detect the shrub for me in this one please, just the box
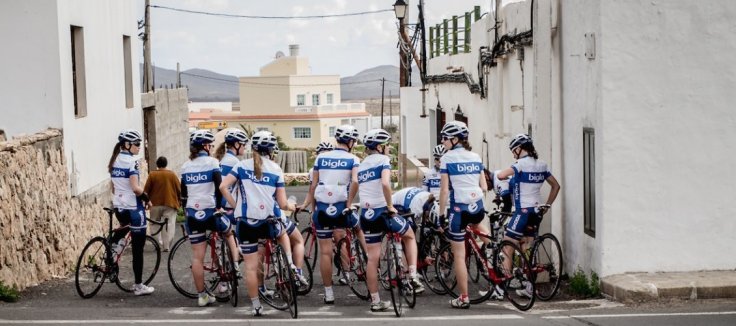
[0,281,19,302]
[568,266,601,298]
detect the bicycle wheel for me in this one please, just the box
[386,243,403,317]
[378,237,391,291]
[75,237,110,298]
[277,247,298,319]
[301,227,318,271]
[495,240,535,311]
[531,234,563,301]
[261,247,288,310]
[336,238,370,300]
[395,245,416,309]
[420,234,447,295]
[168,236,218,298]
[434,243,457,296]
[116,235,161,292]
[222,239,238,307]
[296,254,313,295]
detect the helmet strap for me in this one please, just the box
[450,138,460,148]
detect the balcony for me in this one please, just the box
[293,103,365,114]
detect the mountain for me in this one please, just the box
[144,64,420,102]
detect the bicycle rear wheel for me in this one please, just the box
[221,239,238,307]
[420,233,447,295]
[301,227,318,271]
[438,242,492,304]
[168,236,218,298]
[116,235,161,292]
[434,243,457,296]
[386,243,403,317]
[378,237,391,291]
[278,247,298,319]
[496,240,536,311]
[296,254,314,295]
[336,237,370,300]
[395,246,416,309]
[531,234,563,301]
[261,247,288,310]
[75,237,110,298]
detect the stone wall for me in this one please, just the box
[0,130,112,290]
[141,88,189,174]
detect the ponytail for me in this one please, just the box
[107,143,122,173]
[253,151,264,180]
[520,142,538,159]
[461,139,473,151]
[214,142,227,161]
[189,145,202,160]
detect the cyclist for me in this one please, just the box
[299,125,362,304]
[181,130,237,307]
[487,168,512,213]
[391,186,436,290]
[219,131,297,317]
[497,133,560,298]
[107,129,155,296]
[358,129,423,311]
[213,128,249,293]
[423,144,446,198]
[436,121,488,309]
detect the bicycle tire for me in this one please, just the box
[395,244,416,309]
[296,254,314,296]
[437,242,492,304]
[223,239,238,307]
[378,237,391,291]
[420,233,447,295]
[336,238,370,300]
[531,233,563,301]
[300,227,318,271]
[260,246,288,310]
[434,243,458,296]
[116,235,161,292]
[386,242,403,317]
[278,247,299,319]
[75,237,110,298]
[495,240,536,311]
[168,236,218,298]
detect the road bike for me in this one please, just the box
[381,213,417,317]
[259,216,298,318]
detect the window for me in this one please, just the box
[312,94,320,106]
[123,35,133,108]
[583,128,595,237]
[326,93,334,104]
[293,127,312,139]
[71,25,87,118]
[256,127,269,132]
[296,94,305,106]
[328,126,336,136]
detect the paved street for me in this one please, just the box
[1,187,736,325]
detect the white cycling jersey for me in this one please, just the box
[181,153,221,210]
[357,153,391,209]
[422,167,441,198]
[111,152,141,210]
[392,187,431,217]
[492,169,510,197]
[440,146,484,205]
[510,156,551,209]
[229,155,285,220]
[220,151,240,209]
[313,148,360,204]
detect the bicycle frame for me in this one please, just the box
[463,226,508,286]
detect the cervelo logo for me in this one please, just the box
[111,169,126,177]
[456,163,481,173]
[358,170,376,182]
[320,159,349,169]
[527,173,545,182]
[185,173,209,183]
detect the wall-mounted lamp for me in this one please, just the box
[393,0,408,20]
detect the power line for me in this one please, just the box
[180,71,399,87]
[150,5,393,20]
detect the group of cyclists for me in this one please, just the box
[107,119,560,316]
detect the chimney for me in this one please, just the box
[289,44,300,57]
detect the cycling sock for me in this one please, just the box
[370,292,380,304]
[251,297,261,307]
[324,286,334,298]
[459,294,469,302]
[409,265,417,277]
[286,254,294,265]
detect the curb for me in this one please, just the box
[601,271,736,303]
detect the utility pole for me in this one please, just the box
[389,91,393,127]
[380,78,386,129]
[143,0,153,92]
[399,2,409,87]
[176,62,181,88]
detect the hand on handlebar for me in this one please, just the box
[538,204,551,215]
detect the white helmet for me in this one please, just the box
[334,125,360,144]
[118,129,142,143]
[190,130,215,146]
[432,144,447,158]
[224,129,249,144]
[316,141,334,153]
[251,131,277,152]
[440,121,469,139]
[509,133,532,151]
[362,128,391,149]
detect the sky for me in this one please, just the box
[137,0,495,77]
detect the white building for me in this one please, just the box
[0,0,142,195]
[402,0,736,278]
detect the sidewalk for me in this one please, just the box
[601,270,736,302]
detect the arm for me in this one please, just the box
[497,167,515,180]
[439,173,449,222]
[219,174,238,209]
[180,177,188,208]
[479,169,488,193]
[129,175,145,195]
[381,169,396,213]
[346,167,359,207]
[276,187,296,212]
[143,174,152,196]
[301,169,318,210]
[545,175,561,206]
[213,171,222,210]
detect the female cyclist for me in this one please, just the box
[437,121,488,309]
[423,144,446,198]
[108,129,154,296]
[358,129,423,311]
[219,131,297,317]
[181,130,237,307]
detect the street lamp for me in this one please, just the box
[393,0,408,21]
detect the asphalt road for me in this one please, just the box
[2,187,736,325]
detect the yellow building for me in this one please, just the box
[213,45,370,149]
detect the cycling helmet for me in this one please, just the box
[509,133,532,151]
[190,130,215,146]
[224,129,249,144]
[334,125,360,144]
[118,129,142,143]
[362,128,391,149]
[251,130,277,152]
[315,141,334,153]
[432,144,447,158]
[440,121,469,140]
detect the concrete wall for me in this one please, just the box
[142,88,190,174]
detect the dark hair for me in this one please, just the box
[483,168,493,188]
[460,139,472,151]
[189,145,204,160]
[214,142,227,161]
[253,149,271,180]
[156,156,168,168]
[520,142,538,159]
[107,143,122,173]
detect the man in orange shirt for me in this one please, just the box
[144,156,181,251]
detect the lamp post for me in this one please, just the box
[394,0,409,87]
[393,0,407,20]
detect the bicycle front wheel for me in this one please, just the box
[531,233,563,301]
[337,237,370,300]
[434,243,457,296]
[496,240,536,311]
[116,235,161,292]
[420,233,447,295]
[296,254,313,296]
[395,246,416,309]
[386,243,403,317]
[168,236,218,298]
[75,237,109,298]
[278,247,298,319]
[300,227,318,271]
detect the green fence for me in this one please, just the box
[429,6,482,58]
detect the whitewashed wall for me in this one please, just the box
[399,87,430,160]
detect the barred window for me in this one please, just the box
[293,127,311,139]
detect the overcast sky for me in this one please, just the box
[137,0,497,77]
